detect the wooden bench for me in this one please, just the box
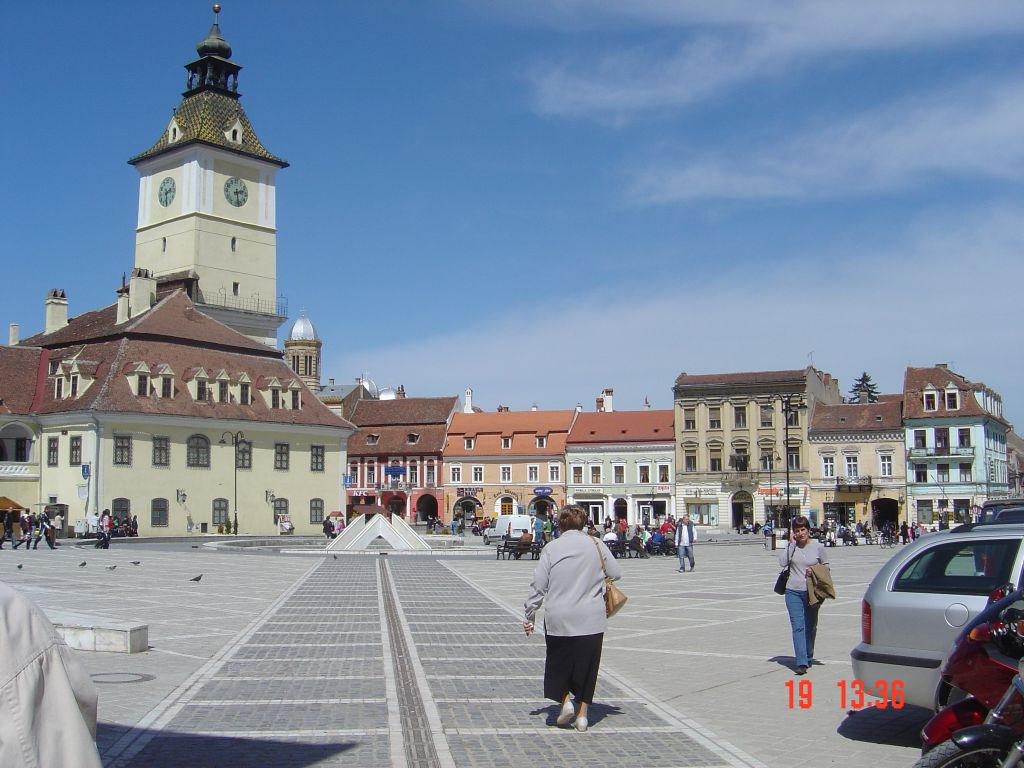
[496,539,544,560]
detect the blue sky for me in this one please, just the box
[3,1,1023,424]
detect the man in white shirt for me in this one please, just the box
[676,514,697,572]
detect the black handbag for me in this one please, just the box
[774,545,793,595]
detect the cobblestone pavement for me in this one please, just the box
[0,538,929,767]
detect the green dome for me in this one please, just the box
[196,22,232,59]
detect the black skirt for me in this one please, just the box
[544,632,604,704]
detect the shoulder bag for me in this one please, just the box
[774,545,794,595]
[592,537,627,617]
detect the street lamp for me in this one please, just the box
[764,451,781,526]
[219,430,245,535]
[779,394,807,529]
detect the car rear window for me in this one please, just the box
[893,539,1020,596]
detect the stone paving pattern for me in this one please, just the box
[0,537,931,767]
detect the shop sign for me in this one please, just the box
[653,485,670,492]
[533,486,553,496]
[384,466,406,476]
[456,487,483,497]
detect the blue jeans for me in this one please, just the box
[784,589,820,667]
[678,545,694,570]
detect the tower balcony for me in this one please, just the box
[197,292,288,318]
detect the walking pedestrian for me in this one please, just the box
[13,513,32,550]
[779,516,830,675]
[675,513,696,572]
[0,509,14,549]
[900,521,909,545]
[524,505,622,733]
[322,517,333,540]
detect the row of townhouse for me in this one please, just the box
[341,365,1014,531]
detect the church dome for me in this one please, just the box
[288,314,318,341]
[196,6,233,59]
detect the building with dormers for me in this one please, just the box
[444,409,577,521]
[129,6,289,347]
[3,279,353,536]
[345,395,458,521]
[808,396,906,530]
[903,364,1010,525]
[565,408,675,527]
[673,367,842,529]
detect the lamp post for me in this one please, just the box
[779,394,807,529]
[765,451,781,527]
[219,430,245,535]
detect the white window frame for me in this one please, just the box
[527,464,539,483]
[571,464,583,484]
[822,456,834,478]
[464,437,475,450]
[501,437,512,450]
[472,465,483,483]
[637,463,652,484]
[879,454,893,477]
[845,455,858,478]
[500,465,512,483]
[657,463,670,483]
[548,463,560,482]
[923,391,937,411]
[945,389,959,410]
[612,464,625,484]
[535,436,547,449]
[450,464,462,483]
[589,464,602,484]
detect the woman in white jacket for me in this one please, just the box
[524,505,622,732]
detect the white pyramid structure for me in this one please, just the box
[326,513,430,551]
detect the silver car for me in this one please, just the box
[851,523,1024,709]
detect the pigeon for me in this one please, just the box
[17,563,23,569]
[106,565,117,570]
[190,545,198,549]
[332,554,338,560]
[130,561,141,566]
[189,574,202,582]
[79,561,87,567]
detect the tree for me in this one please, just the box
[849,372,880,403]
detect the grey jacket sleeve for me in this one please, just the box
[524,547,552,623]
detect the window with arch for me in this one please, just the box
[186,434,211,468]
[112,498,130,522]
[273,497,288,524]
[151,498,169,527]
[212,498,229,526]
[309,498,324,523]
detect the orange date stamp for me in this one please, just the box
[785,679,906,710]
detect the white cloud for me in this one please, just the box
[329,203,1024,427]
[521,1,1024,119]
[627,78,1024,204]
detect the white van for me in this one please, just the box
[483,515,533,545]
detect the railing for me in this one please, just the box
[908,446,974,458]
[836,475,872,490]
[198,292,288,317]
[0,462,37,478]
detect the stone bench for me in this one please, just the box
[46,610,148,654]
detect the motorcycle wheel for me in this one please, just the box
[911,740,1005,768]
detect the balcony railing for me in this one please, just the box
[908,446,975,458]
[836,475,872,492]
[198,292,288,318]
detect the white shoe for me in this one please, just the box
[556,699,575,726]
[574,716,588,732]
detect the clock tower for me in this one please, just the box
[129,5,288,346]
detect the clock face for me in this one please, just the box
[157,177,176,207]
[224,176,249,207]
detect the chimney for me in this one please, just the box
[575,403,583,413]
[128,268,157,318]
[328,378,335,386]
[602,388,614,413]
[7,323,18,346]
[116,292,130,324]
[396,385,406,399]
[497,405,510,412]
[596,396,604,412]
[464,387,474,414]
[44,289,68,334]
[858,389,868,404]
[531,403,538,411]
[936,363,949,369]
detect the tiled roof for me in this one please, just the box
[445,410,577,457]
[567,410,674,445]
[129,90,287,167]
[351,397,458,427]
[903,366,1006,424]
[0,347,43,414]
[347,425,448,457]
[810,400,903,433]
[20,291,278,356]
[674,369,807,389]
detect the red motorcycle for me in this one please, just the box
[921,585,1024,754]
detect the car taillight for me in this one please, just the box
[862,599,871,644]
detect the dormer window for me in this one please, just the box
[923,392,937,411]
[501,437,512,449]
[197,380,208,402]
[48,360,59,375]
[240,382,250,405]
[366,434,379,446]
[137,374,149,397]
[70,375,79,397]
[945,390,959,410]
[271,389,280,409]
[55,378,63,399]
[536,436,547,449]
[464,437,475,450]
[408,433,420,445]
[219,381,229,403]
[291,390,300,410]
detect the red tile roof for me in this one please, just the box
[0,347,43,414]
[445,410,577,457]
[350,397,458,427]
[347,424,448,457]
[674,369,808,388]
[903,366,1006,424]
[567,410,674,445]
[810,399,903,433]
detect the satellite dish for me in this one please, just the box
[379,387,397,400]
[356,374,380,399]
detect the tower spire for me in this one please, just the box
[186,4,240,96]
